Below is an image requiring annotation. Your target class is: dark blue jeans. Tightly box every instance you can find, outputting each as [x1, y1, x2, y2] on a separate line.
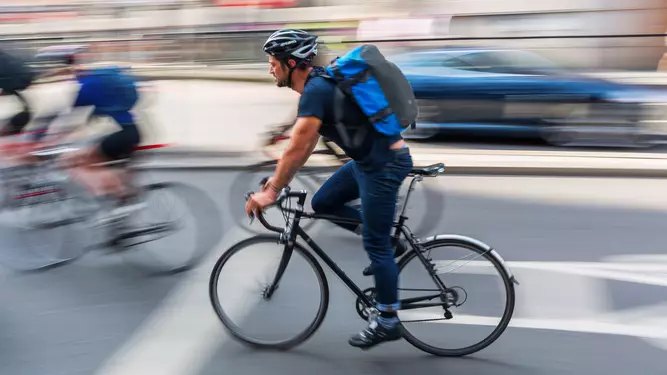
[311, 148, 413, 312]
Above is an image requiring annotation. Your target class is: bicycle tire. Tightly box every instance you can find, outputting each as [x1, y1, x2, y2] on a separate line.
[396, 236, 516, 357]
[229, 163, 321, 234]
[115, 181, 223, 276]
[209, 234, 330, 350]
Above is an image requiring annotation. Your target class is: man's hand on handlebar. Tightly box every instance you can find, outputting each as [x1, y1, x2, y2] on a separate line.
[244, 178, 280, 220]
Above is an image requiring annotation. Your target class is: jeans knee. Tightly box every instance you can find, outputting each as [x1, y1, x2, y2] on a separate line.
[311, 191, 330, 214]
[364, 241, 394, 265]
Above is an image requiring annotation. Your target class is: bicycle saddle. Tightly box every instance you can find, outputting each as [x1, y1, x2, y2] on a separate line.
[410, 163, 445, 177]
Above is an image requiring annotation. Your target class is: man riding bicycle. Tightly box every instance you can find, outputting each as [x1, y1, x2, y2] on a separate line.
[245, 29, 414, 349]
[33, 44, 144, 219]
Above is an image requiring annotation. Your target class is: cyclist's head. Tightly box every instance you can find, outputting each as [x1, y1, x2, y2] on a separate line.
[263, 29, 318, 89]
[34, 44, 90, 77]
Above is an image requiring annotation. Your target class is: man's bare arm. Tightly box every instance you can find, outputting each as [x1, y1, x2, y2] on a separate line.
[269, 116, 322, 191]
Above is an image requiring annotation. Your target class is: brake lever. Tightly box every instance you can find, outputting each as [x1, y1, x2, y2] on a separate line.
[244, 191, 255, 225]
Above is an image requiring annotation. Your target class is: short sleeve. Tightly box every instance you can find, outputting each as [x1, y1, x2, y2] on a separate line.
[297, 77, 332, 122]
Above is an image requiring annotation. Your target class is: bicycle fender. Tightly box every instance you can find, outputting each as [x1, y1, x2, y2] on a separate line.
[422, 234, 519, 286]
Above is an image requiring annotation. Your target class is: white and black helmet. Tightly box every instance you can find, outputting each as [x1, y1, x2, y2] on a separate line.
[263, 29, 318, 65]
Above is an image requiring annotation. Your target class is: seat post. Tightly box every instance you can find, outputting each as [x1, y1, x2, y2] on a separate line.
[398, 174, 423, 219]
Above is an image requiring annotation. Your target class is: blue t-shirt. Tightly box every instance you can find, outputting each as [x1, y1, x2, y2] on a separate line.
[297, 67, 402, 171]
[73, 66, 138, 126]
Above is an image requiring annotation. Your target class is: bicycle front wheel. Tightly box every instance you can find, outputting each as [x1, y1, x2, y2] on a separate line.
[209, 234, 329, 350]
[396, 236, 516, 357]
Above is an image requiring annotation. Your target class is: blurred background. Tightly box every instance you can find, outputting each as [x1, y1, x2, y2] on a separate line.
[3, 2, 667, 375]
[6, 0, 667, 147]
[4, 0, 667, 69]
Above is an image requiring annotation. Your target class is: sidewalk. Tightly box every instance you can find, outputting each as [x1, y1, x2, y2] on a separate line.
[22, 70, 667, 177]
[141, 146, 667, 177]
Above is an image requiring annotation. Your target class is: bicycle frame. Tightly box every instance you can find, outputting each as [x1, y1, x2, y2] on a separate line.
[253, 172, 452, 314]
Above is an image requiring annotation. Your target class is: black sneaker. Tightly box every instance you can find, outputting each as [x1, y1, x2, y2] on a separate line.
[348, 317, 402, 349]
[362, 238, 408, 276]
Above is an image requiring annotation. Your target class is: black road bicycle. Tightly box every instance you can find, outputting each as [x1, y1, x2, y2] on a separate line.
[210, 162, 519, 357]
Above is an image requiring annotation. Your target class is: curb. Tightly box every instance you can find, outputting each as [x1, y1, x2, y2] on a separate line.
[134, 149, 667, 178]
[136, 162, 667, 178]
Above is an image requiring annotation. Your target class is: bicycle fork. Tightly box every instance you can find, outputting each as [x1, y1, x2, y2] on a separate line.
[263, 216, 301, 300]
[263, 241, 294, 300]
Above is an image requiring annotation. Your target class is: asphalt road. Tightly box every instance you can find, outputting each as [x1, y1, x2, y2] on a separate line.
[0, 170, 666, 375]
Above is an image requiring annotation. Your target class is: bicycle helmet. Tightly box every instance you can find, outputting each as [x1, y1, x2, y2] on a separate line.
[263, 29, 318, 88]
[263, 29, 318, 66]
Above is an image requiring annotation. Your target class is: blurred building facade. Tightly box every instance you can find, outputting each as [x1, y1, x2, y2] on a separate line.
[0, 0, 666, 70]
[415, 0, 667, 70]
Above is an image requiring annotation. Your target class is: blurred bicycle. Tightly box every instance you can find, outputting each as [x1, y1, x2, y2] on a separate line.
[0, 123, 222, 275]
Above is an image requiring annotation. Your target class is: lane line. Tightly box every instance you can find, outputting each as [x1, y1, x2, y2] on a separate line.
[92, 225, 268, 375]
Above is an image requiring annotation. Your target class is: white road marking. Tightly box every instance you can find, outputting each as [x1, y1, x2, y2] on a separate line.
[93, 231, 667, 375]
[92, 225, 277, 375]
[401, 312, 667, 340]
[412, 256, 667, 349]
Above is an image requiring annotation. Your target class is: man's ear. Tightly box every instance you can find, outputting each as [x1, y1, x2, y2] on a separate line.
[287, 59, 297, 69]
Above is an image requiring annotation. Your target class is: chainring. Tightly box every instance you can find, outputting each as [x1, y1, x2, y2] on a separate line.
[354, 287, 377, 321]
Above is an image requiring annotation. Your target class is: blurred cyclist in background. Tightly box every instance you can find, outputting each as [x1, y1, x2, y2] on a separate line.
[34, 44, 144, 219]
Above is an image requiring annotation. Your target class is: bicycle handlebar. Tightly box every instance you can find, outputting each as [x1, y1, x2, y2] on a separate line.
[244, 177, 303, 233]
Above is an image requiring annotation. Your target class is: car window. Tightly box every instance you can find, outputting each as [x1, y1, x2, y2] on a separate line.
[391, 53, 474, 70]
[456, 52, 503, 72]
[439, 57, 475, 69]
[457, 51, 561, 73]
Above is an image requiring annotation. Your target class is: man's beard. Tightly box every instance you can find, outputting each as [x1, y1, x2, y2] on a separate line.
[276, 77, 288, 87]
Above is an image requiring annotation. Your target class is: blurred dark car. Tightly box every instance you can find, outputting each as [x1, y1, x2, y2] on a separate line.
[390, 48, 667, 147]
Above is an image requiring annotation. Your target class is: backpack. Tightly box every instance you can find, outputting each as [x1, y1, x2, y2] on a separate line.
[318, 44, 418, 149]
[0, 49, 36, 93]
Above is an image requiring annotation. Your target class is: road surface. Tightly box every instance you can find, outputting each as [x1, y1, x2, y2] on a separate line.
[0, 170, 665, 374]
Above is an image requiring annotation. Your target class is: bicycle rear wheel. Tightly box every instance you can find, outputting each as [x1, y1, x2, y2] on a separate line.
[396, 236, 516, 357]
[209, 234, 329, 350]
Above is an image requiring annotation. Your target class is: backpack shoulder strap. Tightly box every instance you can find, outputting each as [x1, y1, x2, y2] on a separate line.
[313, 67, 367, 150]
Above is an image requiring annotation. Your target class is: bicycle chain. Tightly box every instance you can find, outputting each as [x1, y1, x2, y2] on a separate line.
[401, 317, 451, 323]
